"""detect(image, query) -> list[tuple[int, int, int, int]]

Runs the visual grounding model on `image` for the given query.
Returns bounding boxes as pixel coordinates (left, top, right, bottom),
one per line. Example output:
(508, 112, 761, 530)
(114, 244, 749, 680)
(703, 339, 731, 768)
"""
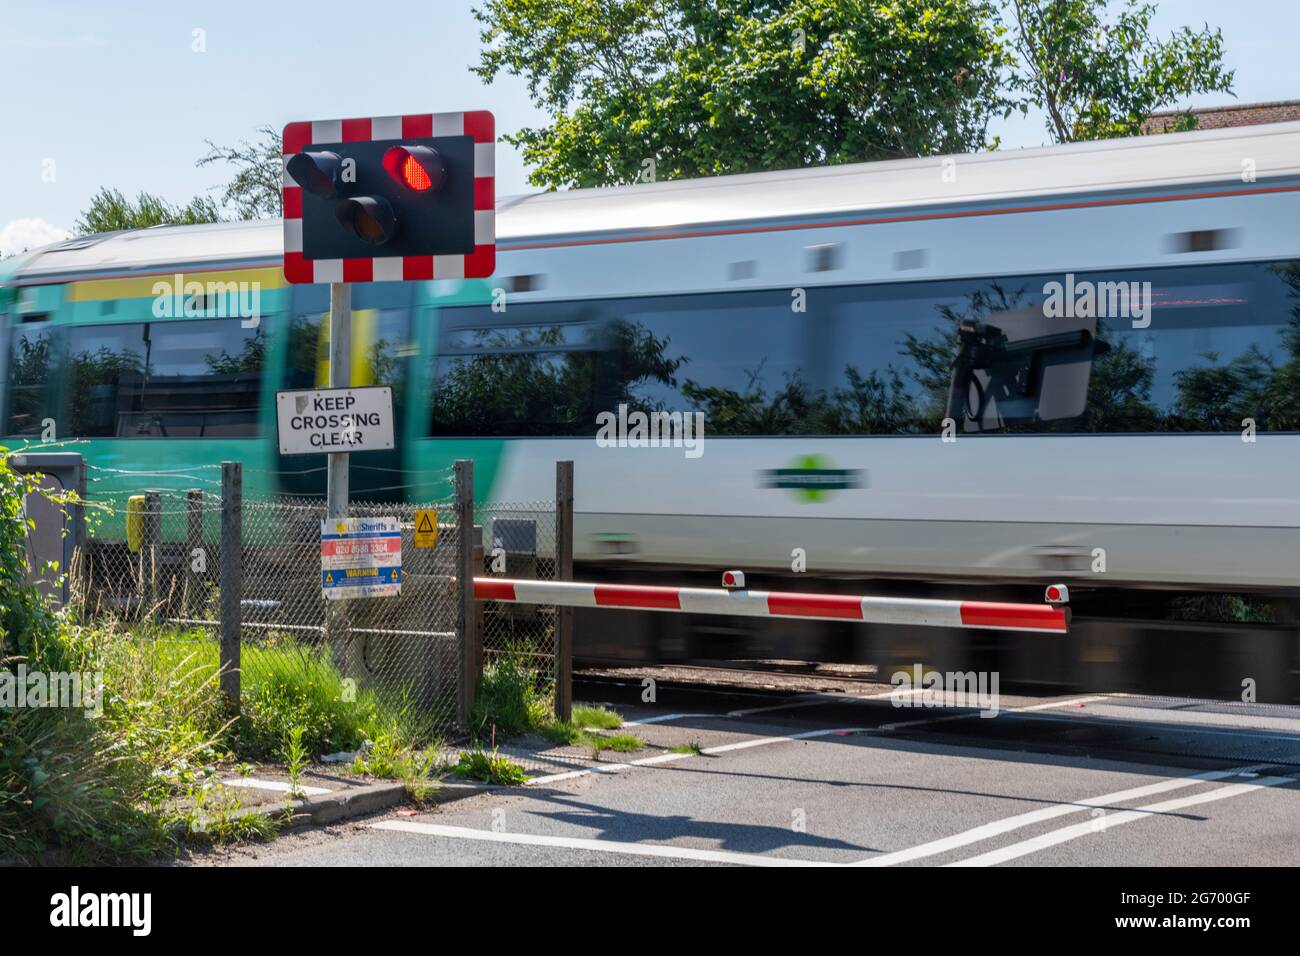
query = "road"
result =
(201, 676, 1300, 867)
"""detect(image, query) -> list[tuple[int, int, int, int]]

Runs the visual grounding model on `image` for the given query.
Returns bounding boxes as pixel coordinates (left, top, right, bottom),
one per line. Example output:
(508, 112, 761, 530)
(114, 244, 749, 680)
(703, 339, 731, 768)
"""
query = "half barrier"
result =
(475, 575, 1071, 634)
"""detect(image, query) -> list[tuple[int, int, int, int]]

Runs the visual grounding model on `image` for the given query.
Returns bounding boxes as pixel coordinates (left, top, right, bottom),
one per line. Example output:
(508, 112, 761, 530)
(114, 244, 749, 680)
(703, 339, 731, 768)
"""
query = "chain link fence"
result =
(72, 471, 464, 746)
(236, 495, 462, 743)
(64, 457, 605, 777)
(470, 498, 570, 772)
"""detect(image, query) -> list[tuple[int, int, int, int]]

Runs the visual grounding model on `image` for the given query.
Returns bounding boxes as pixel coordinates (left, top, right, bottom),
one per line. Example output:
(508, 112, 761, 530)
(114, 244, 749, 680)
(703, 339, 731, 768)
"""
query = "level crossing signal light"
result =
(281, 111, 495, 283)
(286, 146, 448, 245)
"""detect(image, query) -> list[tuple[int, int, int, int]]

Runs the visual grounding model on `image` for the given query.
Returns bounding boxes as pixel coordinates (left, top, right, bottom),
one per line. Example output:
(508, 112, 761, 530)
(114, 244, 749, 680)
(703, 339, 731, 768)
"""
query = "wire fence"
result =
(64, 458, 595, 776)
(73, 491, 463, 745)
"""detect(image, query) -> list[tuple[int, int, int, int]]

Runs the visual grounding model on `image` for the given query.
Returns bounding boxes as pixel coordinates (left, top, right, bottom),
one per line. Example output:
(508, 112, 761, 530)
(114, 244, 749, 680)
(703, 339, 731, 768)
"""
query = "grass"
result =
(539, 720, 585, 746)
(588, 733, 643, 755)
(469, 645, 553, 740)
(452, 749, 528, 786)
(573, 705, 622, 730)
(351, 727, 443, 801)
(538, 705, 633, 754)
(0, 619, 450, 862)
(670, 740, 704, 755)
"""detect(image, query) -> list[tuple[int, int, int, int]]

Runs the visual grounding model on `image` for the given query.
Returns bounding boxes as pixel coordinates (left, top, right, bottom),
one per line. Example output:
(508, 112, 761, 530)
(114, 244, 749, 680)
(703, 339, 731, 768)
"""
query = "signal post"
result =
(278, 109, 496, 530)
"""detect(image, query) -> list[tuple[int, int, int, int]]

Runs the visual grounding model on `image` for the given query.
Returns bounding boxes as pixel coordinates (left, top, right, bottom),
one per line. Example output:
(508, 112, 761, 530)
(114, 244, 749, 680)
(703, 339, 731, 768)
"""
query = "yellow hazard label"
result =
(414, 509, 438, 549)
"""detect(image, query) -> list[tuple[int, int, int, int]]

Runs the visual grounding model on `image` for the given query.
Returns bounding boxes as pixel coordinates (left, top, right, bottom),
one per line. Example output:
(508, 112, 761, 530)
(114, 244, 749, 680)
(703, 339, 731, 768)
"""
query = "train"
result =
(3, 120, 1300, 699)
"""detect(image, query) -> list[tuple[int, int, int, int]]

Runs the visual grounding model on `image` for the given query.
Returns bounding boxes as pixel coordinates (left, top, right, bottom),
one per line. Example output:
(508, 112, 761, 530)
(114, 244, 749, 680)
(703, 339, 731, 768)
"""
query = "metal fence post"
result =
(555, 460, 574, 722)
(142, 490, 161, 619)
(219, 462, 242, 707)
(70, 455, 87, 609)
(185, 489, 204, 616)
(456, 459, 480, 729)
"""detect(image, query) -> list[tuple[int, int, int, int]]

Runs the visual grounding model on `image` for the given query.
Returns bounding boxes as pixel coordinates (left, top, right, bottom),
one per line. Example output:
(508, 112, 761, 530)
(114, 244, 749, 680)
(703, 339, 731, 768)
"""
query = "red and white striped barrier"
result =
(474, 577, 1070, 634)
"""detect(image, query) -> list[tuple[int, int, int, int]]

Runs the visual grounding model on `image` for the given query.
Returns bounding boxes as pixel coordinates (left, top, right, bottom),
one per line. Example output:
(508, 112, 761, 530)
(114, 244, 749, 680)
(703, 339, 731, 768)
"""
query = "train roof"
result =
(11, 120, 1300, 280)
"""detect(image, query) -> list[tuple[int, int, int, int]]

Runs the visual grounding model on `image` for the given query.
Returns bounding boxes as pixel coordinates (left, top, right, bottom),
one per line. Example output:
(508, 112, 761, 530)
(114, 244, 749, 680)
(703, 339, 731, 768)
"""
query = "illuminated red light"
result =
(382, 145, 446, 193)
(402, 154, 432, 191)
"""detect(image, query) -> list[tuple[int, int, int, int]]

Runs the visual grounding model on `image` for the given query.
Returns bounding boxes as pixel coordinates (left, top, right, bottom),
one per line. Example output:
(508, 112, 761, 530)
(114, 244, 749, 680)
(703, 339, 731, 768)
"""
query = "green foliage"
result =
(351, 726, 442, 802)
(73, 188, 222, 236)
(452, 749, 528, 785)
(1008, 0, 1233, 142)
(539, 720, 585, 746)
(670, 740, 704, 755)
(282, 726, 309, 799)
(0, 451, 61, 666)
(573, 704, 622, 730)
(589, 733, 643, 754)
(196, 125, 284, 220)
(473, 0, 1016, 188)
(469, 644, 553, 739)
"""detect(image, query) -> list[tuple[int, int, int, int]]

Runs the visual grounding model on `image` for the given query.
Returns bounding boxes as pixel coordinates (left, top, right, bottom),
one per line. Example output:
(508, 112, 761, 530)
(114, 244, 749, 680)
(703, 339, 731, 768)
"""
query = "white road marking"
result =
(1011, 695, 1113, 712)
(223, 777, 331, 796)
(852, 766, 1261, 867)
(623, 713, 708, 726)
(947, 774, 1293, 867)
(526, 725, 871, 786)
(876, 693, 1116, 731)
(372, 820, 835, 867)
(702, 727, 870, 755)
(727, 688, 899, 717)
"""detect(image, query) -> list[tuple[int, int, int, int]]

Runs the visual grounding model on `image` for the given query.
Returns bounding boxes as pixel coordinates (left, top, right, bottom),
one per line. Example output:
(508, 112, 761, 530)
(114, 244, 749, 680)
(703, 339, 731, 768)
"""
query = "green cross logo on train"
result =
(758, 455, 865, 503)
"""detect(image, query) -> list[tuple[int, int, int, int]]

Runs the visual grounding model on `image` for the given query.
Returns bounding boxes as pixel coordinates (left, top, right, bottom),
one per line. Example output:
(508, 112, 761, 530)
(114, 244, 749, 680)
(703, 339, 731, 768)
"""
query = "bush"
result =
(469, 643, 552, 740)
(452, 749, 527, 786)
(0, 450, 445, 861)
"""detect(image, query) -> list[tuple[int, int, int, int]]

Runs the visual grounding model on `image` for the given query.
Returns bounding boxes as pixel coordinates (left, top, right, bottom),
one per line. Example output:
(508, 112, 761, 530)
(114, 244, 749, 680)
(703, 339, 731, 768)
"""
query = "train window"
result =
(65, 323, 148, 437)
(62, 320, 263, 438)
(4, 322, 59, 436)
(823, 261, 1300, 435)
(429, 302, 607, 436)
(616, 297, 806, 434)
(126, 320, 265, 438)
(424, 259, 1300, 438)
(827, 277, 1098, 434)
(285, 308, 414, 405)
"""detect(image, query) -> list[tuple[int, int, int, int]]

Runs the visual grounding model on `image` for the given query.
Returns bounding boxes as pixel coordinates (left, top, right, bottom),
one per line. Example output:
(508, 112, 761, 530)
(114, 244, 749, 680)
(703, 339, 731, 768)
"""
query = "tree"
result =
(196, 125, 283, 219)
(472, 0, 1017, 189)
(73, 188, 221, 236)
(1008, 0, 1234, 143)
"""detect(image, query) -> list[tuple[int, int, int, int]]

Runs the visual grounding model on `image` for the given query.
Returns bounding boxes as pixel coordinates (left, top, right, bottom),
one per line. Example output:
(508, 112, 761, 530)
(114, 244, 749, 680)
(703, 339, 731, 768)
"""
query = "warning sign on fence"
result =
(414, 509, 438, 549)
(320, 516, 401, 600)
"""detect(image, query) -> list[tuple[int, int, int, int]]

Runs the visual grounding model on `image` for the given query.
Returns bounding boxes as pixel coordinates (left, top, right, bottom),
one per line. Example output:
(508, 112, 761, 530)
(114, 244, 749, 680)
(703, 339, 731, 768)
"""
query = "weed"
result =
(351, 726, 443, 802)
(452, 749, 528, 786)
(593, 733, 643, 754)
(470, 644, 552, 740)
(282, 726, 309, 800)
(573, 705, 622, 730)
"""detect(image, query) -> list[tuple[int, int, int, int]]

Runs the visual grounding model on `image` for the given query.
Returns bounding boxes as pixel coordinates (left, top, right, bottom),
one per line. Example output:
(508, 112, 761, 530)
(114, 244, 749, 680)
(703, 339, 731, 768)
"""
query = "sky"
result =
(1, 0, 1296, 256)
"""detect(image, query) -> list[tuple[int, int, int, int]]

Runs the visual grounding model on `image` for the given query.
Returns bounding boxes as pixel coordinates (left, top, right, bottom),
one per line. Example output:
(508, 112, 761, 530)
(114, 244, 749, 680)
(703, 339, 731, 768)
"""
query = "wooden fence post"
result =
(142, 490, 161, 619)
(219, 462, 242, 707)
(185, 489, 204, 616)
(456, 459, 480, 730)
(555, 460, 574, 722)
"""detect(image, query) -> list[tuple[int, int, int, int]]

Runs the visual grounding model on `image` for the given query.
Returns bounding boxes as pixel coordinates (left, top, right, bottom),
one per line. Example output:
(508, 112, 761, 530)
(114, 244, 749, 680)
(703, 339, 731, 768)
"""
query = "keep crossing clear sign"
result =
(277, 386, 395, 456)
(321, 516, 401, 599)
